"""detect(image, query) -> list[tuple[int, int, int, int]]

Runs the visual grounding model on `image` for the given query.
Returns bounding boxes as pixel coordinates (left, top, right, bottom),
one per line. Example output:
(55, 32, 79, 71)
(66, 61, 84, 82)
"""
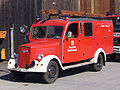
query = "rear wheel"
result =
(90, 54, 104, 71)
(11, 71, 26, 80)
(42, 61, 59, 84)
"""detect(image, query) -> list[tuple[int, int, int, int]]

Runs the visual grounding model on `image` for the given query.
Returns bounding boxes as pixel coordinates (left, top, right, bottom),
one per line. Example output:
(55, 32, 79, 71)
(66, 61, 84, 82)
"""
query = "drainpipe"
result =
(10, 24, 15, 59)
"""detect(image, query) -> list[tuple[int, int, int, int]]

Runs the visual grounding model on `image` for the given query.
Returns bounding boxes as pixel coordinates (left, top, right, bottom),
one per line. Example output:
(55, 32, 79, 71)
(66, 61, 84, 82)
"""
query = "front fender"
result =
(8, 55, 65, 73)
(32, 55, 65, 72)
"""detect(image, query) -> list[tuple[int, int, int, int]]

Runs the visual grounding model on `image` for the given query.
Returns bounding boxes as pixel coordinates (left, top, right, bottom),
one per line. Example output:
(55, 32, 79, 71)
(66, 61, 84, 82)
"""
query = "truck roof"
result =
(36, 19, 68, 26)
(69, 18, 97, 21)
(35, 18, 110, 26)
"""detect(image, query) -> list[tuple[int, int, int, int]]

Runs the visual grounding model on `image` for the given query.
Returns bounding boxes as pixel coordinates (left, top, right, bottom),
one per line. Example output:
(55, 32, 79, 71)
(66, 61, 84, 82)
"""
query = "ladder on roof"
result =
(41, 9, 105, 18)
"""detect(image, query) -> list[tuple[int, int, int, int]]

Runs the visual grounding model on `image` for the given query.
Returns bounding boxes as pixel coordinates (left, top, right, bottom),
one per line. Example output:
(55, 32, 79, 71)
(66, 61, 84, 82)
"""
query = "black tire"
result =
(90, 54, 104, 71)
(11, 71, 26, 80)
(42, 61, 59, 84)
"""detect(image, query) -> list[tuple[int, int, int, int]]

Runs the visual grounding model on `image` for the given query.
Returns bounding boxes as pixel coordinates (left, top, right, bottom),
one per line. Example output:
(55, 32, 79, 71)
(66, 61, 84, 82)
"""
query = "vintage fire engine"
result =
(106, 15, 120, 57)
(7, 11, 113, 83)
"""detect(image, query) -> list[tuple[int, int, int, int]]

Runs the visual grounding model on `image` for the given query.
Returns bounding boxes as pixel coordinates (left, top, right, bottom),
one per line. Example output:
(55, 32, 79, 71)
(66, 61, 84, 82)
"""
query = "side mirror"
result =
(19, 25, 30, 43)
(19, 25, 28, 34)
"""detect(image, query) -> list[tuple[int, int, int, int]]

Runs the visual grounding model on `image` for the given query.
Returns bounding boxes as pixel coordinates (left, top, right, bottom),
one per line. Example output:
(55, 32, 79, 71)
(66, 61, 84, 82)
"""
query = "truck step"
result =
(64, 62, 94, 70)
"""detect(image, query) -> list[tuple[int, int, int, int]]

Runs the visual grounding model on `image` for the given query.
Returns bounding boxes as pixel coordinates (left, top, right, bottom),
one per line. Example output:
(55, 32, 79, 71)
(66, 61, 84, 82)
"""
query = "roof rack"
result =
(41, 9, 105, 19)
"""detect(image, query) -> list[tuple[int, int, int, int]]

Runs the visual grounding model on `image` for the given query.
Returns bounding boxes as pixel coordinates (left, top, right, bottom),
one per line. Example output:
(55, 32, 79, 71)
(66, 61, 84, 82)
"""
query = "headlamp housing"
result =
(38, 54, 44, 60)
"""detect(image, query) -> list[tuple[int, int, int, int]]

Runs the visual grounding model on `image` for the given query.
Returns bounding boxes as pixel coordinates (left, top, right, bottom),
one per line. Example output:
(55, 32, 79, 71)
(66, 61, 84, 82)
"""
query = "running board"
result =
(64, 62, 94, 70)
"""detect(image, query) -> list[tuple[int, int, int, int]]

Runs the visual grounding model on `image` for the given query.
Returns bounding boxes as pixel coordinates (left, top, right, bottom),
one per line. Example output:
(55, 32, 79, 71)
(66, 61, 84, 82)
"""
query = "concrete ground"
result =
(0, 58, 120, 90)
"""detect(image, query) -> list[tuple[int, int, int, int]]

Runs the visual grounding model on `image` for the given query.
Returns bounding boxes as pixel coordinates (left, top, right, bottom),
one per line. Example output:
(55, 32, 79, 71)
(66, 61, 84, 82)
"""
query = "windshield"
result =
(31, 26, 63, 39)
(106, 17, 120, 32)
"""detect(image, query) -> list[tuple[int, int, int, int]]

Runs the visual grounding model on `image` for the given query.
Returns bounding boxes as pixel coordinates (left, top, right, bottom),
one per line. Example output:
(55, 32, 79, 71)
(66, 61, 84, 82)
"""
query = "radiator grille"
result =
(18, 46, 30, 68)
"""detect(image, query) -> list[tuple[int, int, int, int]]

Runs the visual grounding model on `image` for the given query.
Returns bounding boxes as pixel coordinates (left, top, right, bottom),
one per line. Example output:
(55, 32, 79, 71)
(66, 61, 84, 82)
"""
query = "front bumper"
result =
(7, 58, 47, 73)
(8, 67, 45, 73)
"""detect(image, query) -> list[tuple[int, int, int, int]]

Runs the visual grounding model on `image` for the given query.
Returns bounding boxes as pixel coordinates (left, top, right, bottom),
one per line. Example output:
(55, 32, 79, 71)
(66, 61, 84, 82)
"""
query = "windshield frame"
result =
(31, 25, 64, 40)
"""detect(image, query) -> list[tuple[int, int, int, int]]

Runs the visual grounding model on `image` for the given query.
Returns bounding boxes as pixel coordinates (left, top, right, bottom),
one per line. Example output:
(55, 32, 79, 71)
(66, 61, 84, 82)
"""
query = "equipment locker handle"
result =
(104, 36, 108, 38)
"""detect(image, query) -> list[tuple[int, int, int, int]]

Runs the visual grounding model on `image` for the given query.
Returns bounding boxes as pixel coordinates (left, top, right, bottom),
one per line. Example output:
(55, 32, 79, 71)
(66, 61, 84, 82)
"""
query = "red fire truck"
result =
(106, 15, 120, 57)
(7, 14, 113, 83)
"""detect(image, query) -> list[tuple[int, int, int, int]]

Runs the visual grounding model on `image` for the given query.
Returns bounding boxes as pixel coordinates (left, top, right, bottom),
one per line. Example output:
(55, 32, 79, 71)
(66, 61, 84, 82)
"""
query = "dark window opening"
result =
(84, 23, 93, 36)
(31, 26, 63, 39)
(66, 23, 78, 38)
(80, 22, 82, 34)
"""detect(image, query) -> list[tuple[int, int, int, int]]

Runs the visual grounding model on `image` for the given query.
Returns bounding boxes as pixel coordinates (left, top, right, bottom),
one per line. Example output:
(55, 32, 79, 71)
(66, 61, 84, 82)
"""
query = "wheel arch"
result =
(40, 55, 65, 72)
(94, 48, 106, 65)
(51, 58, 64, 71)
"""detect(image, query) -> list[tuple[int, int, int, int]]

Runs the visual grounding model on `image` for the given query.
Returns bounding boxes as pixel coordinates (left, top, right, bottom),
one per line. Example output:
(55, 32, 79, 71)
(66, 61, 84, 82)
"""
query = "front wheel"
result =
(42, 61, 59, 84)
(90, 54, 104, 71)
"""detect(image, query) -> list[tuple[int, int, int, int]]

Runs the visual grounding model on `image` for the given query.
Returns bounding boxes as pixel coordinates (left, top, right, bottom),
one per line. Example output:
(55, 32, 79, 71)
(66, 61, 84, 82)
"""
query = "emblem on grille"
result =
(21, 50, 28, 53)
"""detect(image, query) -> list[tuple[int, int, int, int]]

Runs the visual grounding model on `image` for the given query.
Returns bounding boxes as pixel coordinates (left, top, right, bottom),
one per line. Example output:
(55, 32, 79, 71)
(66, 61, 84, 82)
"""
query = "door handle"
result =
(104, 36, 108, 38)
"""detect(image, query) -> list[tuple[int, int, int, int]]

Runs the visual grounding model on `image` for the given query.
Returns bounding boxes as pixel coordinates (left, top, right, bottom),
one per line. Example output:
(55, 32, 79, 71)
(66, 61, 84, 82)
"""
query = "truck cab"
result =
(8, 16, 113, 83)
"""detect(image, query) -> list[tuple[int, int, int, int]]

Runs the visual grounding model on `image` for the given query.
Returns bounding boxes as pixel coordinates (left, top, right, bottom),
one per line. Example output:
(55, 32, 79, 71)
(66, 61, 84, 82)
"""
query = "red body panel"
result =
(21, 40, 62, 64)
(63, 20, 113, 63)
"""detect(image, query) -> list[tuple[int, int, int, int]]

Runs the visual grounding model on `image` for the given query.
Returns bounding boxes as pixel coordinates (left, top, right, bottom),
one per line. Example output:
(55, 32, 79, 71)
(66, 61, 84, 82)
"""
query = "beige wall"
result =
(80, 0, 110, 15)
(115, 0, 120, 14)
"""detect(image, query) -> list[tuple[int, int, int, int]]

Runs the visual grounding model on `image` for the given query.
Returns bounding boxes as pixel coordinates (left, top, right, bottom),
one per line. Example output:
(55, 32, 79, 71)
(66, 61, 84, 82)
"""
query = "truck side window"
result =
(80, 22, 82, 34)
(84, 23, 93, 36)
(66, 23, 78, 38)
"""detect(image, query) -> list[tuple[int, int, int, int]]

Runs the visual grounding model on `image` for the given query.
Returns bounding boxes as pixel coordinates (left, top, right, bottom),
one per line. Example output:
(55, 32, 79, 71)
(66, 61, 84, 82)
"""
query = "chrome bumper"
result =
(113, 46, 120, 54)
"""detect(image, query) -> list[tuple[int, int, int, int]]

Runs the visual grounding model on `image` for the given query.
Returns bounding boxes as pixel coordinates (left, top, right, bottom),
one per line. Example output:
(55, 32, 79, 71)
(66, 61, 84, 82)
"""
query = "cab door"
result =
(63, 23, 80, 63)
(82, 22, 94, 59)
(63, 22, 94, 63)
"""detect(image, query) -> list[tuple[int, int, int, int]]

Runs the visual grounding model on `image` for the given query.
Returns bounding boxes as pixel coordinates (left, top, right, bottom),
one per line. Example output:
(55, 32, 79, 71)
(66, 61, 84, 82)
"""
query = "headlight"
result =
(38, 54, 44, 60)
(31, 60, 39, 67)
(20, 26, 26, 33)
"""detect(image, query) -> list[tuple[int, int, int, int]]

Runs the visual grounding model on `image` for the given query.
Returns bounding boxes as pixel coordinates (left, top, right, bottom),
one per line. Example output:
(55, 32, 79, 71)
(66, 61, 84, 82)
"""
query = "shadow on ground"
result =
(1, 55, 120, 84)
(0, 65, 90, 84)
(107, 55, 120, 63)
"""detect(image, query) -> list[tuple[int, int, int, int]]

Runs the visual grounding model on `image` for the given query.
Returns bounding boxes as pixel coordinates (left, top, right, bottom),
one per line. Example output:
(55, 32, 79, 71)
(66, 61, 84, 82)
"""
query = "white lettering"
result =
(106, 25, 110, 27)
(101, 25, 105, 27)
(101, 25, 110, 27)
(69, 46, 76, 49)
(67, 49, 77, 52)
